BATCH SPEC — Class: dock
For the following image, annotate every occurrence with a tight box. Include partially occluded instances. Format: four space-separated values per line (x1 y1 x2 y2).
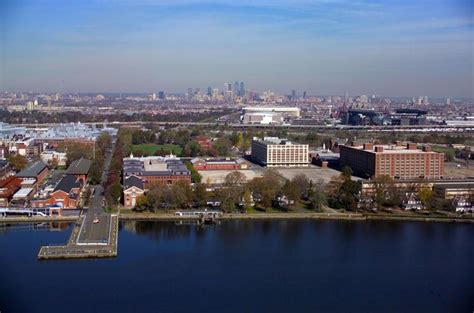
38 213 119 259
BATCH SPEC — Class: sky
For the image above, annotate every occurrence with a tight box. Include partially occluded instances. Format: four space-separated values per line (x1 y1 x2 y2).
0 0 473 97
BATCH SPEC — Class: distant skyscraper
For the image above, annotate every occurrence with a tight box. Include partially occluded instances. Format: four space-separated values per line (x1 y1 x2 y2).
234 81 239 96
225 83 232 92
291 89 296 100
446 98 451 105
187 88 193 101
240 82 244 96
158 91 165 100
207 86 212 96
303 91 306 99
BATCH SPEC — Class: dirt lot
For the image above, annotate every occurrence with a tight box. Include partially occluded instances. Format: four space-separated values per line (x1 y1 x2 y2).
198 165 343 184
444 161 474 178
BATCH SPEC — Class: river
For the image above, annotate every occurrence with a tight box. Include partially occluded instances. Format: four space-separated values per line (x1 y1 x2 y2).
0 220 473 312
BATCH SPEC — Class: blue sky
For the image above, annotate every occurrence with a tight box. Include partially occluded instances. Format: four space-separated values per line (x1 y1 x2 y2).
0 0 473 97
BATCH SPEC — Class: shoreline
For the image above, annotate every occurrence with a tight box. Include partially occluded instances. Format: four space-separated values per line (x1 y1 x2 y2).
1 212 473 224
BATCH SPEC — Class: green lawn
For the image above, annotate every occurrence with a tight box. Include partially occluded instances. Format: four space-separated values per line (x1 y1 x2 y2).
132 144 183 156
431 145 455 154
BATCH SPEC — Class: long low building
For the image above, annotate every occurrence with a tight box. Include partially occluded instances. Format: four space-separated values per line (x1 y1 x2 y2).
191 158 249 171
242 106 300 117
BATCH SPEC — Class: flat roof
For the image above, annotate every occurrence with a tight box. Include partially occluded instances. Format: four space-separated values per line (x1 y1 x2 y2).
342 144 440 154
254 137 307 146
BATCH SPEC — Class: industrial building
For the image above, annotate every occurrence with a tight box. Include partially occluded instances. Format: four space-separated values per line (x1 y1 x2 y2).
251 137 309 167
340 142 444 179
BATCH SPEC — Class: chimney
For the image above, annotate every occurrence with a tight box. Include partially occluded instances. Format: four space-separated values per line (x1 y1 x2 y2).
422 146 432 152
394 140 402 146
407 143 417 150
350 141 357 147
375 146 384 153
363 143 373 150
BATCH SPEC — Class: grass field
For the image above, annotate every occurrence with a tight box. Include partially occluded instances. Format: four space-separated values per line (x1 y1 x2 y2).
132 144 183 156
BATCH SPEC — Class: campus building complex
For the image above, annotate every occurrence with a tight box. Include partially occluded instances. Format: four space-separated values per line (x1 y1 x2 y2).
340 142 444 179
251 137 309 167
123 155 191 189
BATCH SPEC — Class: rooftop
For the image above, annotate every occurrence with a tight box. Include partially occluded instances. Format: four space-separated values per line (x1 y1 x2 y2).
16 161 47 178
54 175 82 193
66 158 92 175
123 175 144 190
13 187 34 199
254 137 306 146
343 143 441 154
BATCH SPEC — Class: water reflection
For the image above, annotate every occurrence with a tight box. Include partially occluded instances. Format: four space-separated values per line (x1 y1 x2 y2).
122 221 193 241
0 222 71 234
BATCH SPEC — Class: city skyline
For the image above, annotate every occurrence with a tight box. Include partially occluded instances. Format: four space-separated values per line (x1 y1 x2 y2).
0 0 473 97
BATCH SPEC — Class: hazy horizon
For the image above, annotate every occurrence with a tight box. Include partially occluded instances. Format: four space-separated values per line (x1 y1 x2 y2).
1 0 473 97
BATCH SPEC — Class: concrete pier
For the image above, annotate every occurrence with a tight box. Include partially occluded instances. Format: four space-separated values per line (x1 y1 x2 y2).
38 213 119 260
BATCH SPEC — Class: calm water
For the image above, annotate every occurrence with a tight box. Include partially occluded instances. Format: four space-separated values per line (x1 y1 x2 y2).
0 220 473 313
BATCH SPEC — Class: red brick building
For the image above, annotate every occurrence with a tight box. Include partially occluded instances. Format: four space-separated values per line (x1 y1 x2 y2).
340 142 444 179
123 156 191 190
195 136 212 151
0 177 22 207
15 161 48 184
31 175 83 209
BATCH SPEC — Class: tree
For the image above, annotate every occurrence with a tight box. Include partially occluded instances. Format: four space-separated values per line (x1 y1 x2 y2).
185 163 202 183
224 171 246 187
183 141 201 157
241 189 253 212
135 195 150 212
418 187 433 210
193 183 208 208
249 169 285 209
341 166 353 179
309 179 326 211
291 173 309 198
372 175 398 209
281 180 300 205
47 157 59 169
213 136 232 156
7 154 28 171
327 171 361 211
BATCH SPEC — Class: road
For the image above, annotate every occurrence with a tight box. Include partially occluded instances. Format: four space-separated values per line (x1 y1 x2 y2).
12 121 474 133
77 138 115 245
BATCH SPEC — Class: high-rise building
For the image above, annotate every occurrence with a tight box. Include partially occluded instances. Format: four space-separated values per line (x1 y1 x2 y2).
251 137 309 167
446 98 451 105
291 89 296 100
187 88 193 101
225 83 232 92
158 91 165 100
303 91 306 99
234 81 239 96
240 82 244 96
207 86 212 96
